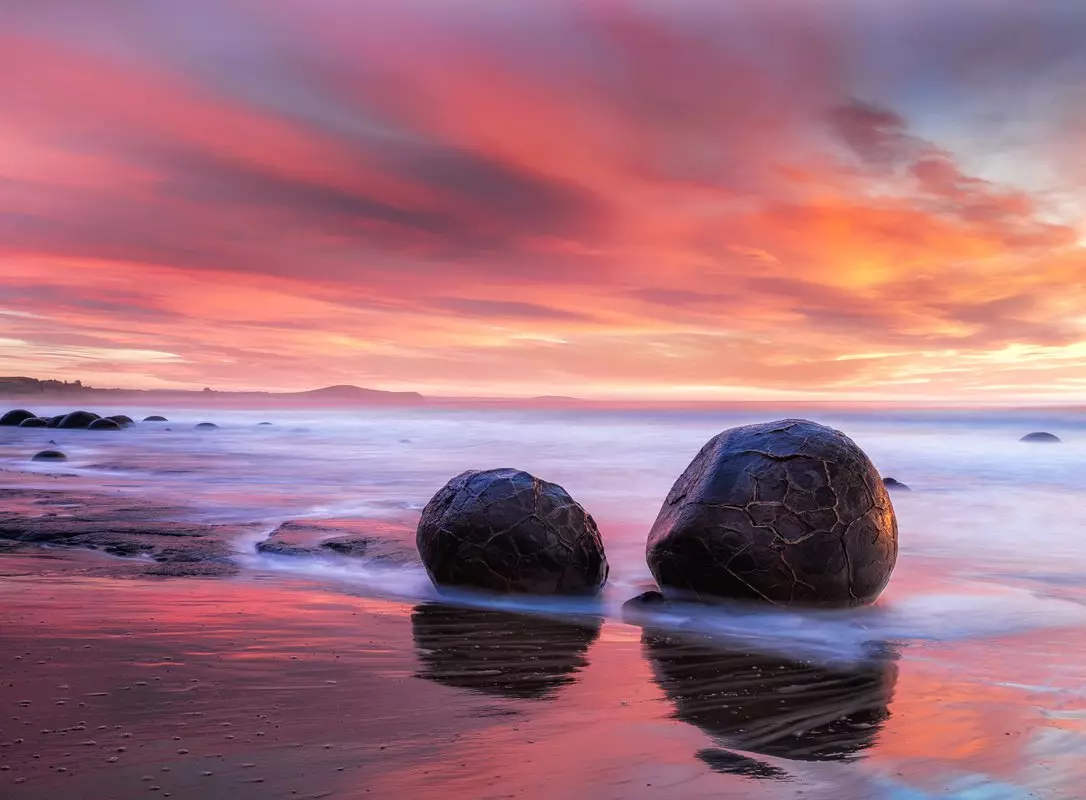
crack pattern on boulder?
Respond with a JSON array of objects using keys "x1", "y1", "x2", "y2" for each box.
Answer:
[
  {"x1": 416, "y1": 468, "x2": 609, "y2": 595},
  {"x1": 646, "y1": 419, "x2": 897, "y2": 608}
]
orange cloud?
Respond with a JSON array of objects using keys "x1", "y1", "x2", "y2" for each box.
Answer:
[{"x1": 1, "y1": 1, "x2": 1084, "y2": 399}]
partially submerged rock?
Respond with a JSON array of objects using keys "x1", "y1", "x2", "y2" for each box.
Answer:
[
  {"x1": 416, "y1": 468, "x2": 609, "y2": 595},
  {"x1": 87, "y1": 418, "x2": 122, "y2": 431},
  {"x1": 1021, "y1": 431, "x2": 1061, "y2": 443},
  {"x1": 18, "y1": 418, "x2": 49, "y2": 428},
  {"x1": 0, "y1": 409, "x2": 36, "y2": 426},
  {"x1": 143, "y1": 415, "x2": 168, "y2": 422},
  {"x1": 647, "y1": 419, "x2": 897, "y2": 608},
  {"x1": 46, "y1": 415, "x2": 65, "y2": 428},
  {"x1": 194, "y1": 422, "x2": 219, "y2": 430},
  {"x1": 107, "y1": 414, "x2": 135, "y2": 427},
  {"x1": 57, "y1": 410, "x2": 101, "y2": 429},
  {"x1": 882, "y1": 477, "x2": 910, "y2": 491},
  {"x1": 31, "y1": 450, "x2": 67, "y2": 462},
  {"x1": 256, "y1": 518, "x2": 416, "y2": 562}
]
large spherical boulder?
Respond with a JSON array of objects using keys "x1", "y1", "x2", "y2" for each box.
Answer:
[
  {"x1": 46, "y1": 415, "x2": 65, "y2": 428},
  {"x1": 57, "y1": 410, "x2": 101, "y2": 429},
  {"x1": 647, "y1": 419, "x2": 897, "y2": 608},
  {"x1": 0, "y1": 409, "x2": 36, "y2": 426},
  {"x1": 143, "y1": 415, "x2": 168, "y2": 422},
  {"x1": 416, "y1": 468, "x2": 609, "y2": 595},
  {"x1": 88, "y1": 418, "x2": 122, "y2": 431},
  {"x1": 18, "y1": 417, "x2": 49, "y2": 428},
  {"x1": 107, "y1": 414, "x2": 135, "y2": 427},
  {"x1": 1021, "y1": 431, "x2": 1060, "y2": 443}
]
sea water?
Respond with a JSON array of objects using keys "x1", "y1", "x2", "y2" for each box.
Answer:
[{"x1": 4, "y1": 405, "x2": 1086, "y2": 667}]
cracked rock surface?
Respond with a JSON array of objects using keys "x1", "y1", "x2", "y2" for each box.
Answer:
[
  {"x1": 646, "y1": 419, "x2": 897, "y2": 608},
  {"x1": 416, "y1": 468, "x2": 609, "y2": 595}
]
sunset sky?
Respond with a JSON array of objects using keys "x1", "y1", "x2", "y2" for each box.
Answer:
[{"x1": 2, "y1": 0, "x2": 1085, "y2": 400}]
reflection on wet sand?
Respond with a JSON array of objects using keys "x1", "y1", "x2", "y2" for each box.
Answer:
[
  {"x1": 643, "y1": 629, "x2": 898, "y2": 775},
  {"x1": 411, "y1": 603, "x2": 601, "y2": 700}
]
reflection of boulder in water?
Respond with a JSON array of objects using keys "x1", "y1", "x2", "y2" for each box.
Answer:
[
  {"x1": 411, "y1": 603, "x2": 600, "y2": 700},
  {"x1": 644, "y1": 630, "x2": 896, "y2": 762}
]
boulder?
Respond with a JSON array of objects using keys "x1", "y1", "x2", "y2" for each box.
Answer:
[
  {"x1": 87, "y1": 418, "x2": 122, "y2": 431},
  {"x1": 647, "y1": 419, "x2": 897, "y2": 608},
  {"x1": 57, "y1": 410, "x2": 101, "y2": 429},
  {"x1": 257, "y1": 422, "x2": 273, "y2": 426},
  {"x1": 46, "y1": 415, "x2": 65, "y2": 428},
  {"x1": 107, "y1": 414, "x2": 135, "y2": 427},
  {"x1": 416, "y1": 468, "x2": 609, "y2": 595},
  {"x1": 143, "y1": 415, "x2": 168, "y2": 422},
  {"x1": 1021, "y1": 431, "x2": 1060, "y2": 443},
  {"x1": 18, "y1": 418, "x2": 49, "y2": 428},
  {"x1": 0, "y1": 409, "x2": 36, "y2": 426},
  {"x1": 194, "y1": 422, "x2": 219, "y2": 430},
  {"x1": 882, "y1": 477, "x2": 910, "y2": 491},
  {"x1": 31, "y1": 450, "x2": 67, "y2": 462}
]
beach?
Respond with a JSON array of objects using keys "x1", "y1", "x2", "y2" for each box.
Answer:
[{"x1": 3, "y1": 406, "x2": 1086, "y2": 798}]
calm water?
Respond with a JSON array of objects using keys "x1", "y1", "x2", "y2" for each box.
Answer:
[{"x1": 3, "y1": 405, "x2": 1086, "y2": 797}]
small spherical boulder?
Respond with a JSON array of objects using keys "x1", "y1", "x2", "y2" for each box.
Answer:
[
  {"x1": 0, "y1": 409, "x2": 36, "y2": 426},
  {"x1": 88, "y1": 418, "x2": 122, "y2": 431},
  {"x1": 56, "y1": 410, "x2": 101, "y2": 429},
  {"x1": 18, "y1": 417, "x2": 49, "y2": 428},
  {"x1": 32, "y1": 450, "x2": 67, "y2": 462},
  {"x1": 46, "y1": 415, "x2": 65, "y2": 428},
  {"x1": 107, "y1": 415, "x2": 135, "y2": 427},
  {"x1": 882, "y1": 477, "x2": 910, "y2": 491},
  {"x1": 647, "y1": 419, "x2": 897, "y2": 608},
  {"x1": 416, "y1": 468, "x2": 609, "y2": 595},
  {"x1": 194, "y1": 422, "x2": 219, "y2": 430},
  {"x1": 143, "y1": 415, "x2": 168, "y2": 422},
  {"x1": 1021, "y1": 431, "x2": 1060, "y2": 443}
]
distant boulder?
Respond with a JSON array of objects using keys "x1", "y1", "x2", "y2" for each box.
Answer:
[
  {"x1": 257, "y1": 422, "x2": 273, "y2": 426},
  {"x1": 143, "y1": 415, "x2": 168, "y2": 422},
  {"x1": 18, "y1": 418, "x2": 49, "y2": 428},
  {"x1": 1021, "y1": 431, "x2": 1061, "y2": 443},
  {"x1": 107, "y1": 415, "x2": 135, "y2": 427},
  {"x1": 32, "y1": 450, "x2": 67, "y2": 462},
  {"x1": 194, "y1": 422, "x2": 219, "y2": 430},
  {"x1": 882, "y1": 477, "x2": 910, "y2": 491},
  {"x1": 416, "y1": 468, "x2": 609, "y2": 595},
  {"x1": 46, "y1": 415, "x2": 65, "y2": 428},
  {"x1": 0, "y1": 409, "x2": 36, "y2": 426},
  {"x1": 88, "y1": 418, "x2": 123, "y2": 431},
  {"x1": 57, "y1": 411, "x2": 101, "y2": 429}
]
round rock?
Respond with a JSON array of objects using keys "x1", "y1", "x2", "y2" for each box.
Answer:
[
  {"x1": 88, "y1": 418, "x2": 123, "y2": 431},
  {"x1": 646, "y1": 419, "x2": 897, "y2": 608},
  {"x1": 194, "y1": 422, "x2": 219, "y2": 430},
  {"x1": 57, "y1": 411, "x2": 101, "y2": 429},
  {"x1": 46, "y1": 414, "x2": 65, "y2": 428},
  {"x1": 416, "y1": 468, "x2": 609, "y2": 595},
  {"x1": 0, "y1": 409, "x2": 36, "y2": 426},
  {"x1": 32, "y1": 450, "x2": 67, "y2": 462},
  {"x1": 882, "y1": 477, "x2": 910, "y2": 491},
  {"x1": 18, "y1": 417, "x2": 49, "y2": 428},
  {"x1": 107, "y1": 415, "x2": 135, "y2": 427},
  {"x1": 1021, "y1": 431, "x2": 1060, "y2": 443},
  {"x1": 143, "y1": 415, "x2": 168, "y2": 422}
]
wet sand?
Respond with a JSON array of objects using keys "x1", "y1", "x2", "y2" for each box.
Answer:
[{"x1": 3, "y1": 549, "x2": 1084, "y2": 799}]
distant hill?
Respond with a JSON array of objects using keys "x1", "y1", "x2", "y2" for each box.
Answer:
[{"x1": 0, "y1": 377, "x2": 426, "y2": 407}]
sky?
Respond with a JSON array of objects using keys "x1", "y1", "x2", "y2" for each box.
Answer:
[{"x1": 2, "y1": 0, "x2": 1086, "y2": 400}]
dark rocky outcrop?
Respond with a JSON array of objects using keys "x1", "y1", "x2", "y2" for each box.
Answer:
[
  {"x1": 143, "y1": 415, "x2": 168, "y2": 422},
  {"x1": 882, "y1": 477, "x2": 910, "y2": 491},
  {"x1": 57, "y1": 410, "x2": 101, "y2": 429},
  {"x1": 107, "y1": 414, "x2": 135, "y2": 427},
  {"x1": 0, "y1": 409, "x2": 36, "y2": 426},
  {"x1": 411, "y1": 603, "x2": 600, "y2": 700},
  {"x1": 623, "y1": 590, "x2": 667, "y2": 609},
  {"x1": 644, "y1": 629, "x2": 897, "y2": 763},
  {"x1": 31, "y1": 450, "x2": 67, "y2": 462},
  {"x1": 1021, "y1": 431, "x2": 1061, "y2": 443},
  {"x1": 18, "y1": 417, "x2": 49, "y2": 428},
  {"x1": 87, "y1": 418, "x2": 123, "y2": 431},
  {"x1": 194, "y1": 422, "x2": 219, "y2": 430},
  {"x1": 416, "y1": 468, "x2": 609, "y2": 595},
  {"x1": 256, "y1": 519, "x2": 416, "y2": 562},
  {"x1": 647, "y1": 419, "x2": 897, "y2": 608}
]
